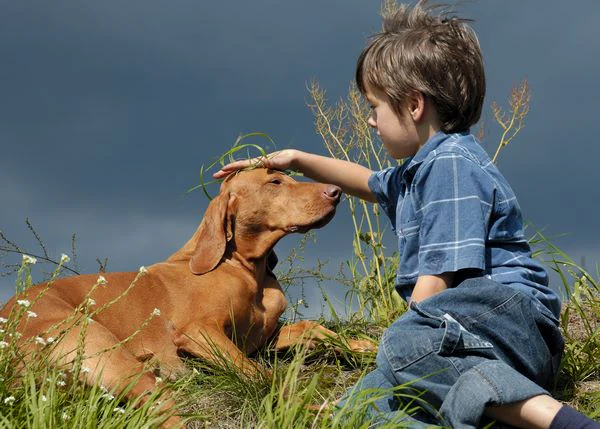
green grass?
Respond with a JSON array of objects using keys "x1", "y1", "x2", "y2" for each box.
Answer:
[
  {"x1": 3, "y1": 256, "x2": 596, "y2": 428},
  {"x1": 541, "y1": 236, "x2": 600, "y2": 418},
  {"x1": 1, "y1": 187, "x2": 598, "y2": 429}
]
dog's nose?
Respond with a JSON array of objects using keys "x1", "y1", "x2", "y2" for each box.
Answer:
[{"x1": 324, "y1": 185, "x2": 342, "y2": 200}]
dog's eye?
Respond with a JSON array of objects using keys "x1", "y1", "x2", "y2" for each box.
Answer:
[{"x1": 269, "y1": 179, "x2": 282, "y2": 185}]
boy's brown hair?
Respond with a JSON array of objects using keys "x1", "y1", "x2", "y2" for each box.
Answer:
[{"x1": 356, "y1": 0, "x2": 485, "y2": 134}]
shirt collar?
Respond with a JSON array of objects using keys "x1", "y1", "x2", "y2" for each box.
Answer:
[{"x1": 401, "y1": 130, "x2": 469, "y2": 183}]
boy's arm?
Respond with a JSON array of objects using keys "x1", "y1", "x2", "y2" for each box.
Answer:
[
  {"x1": 214, "y1": 149, "x2": 377, "y2": 202},
  {"x1": 291, "y1": 151, "x2": 376, "y2": 202},
  {"x1": 410, "y1": 273, "x2": 454, "y2": 303}
]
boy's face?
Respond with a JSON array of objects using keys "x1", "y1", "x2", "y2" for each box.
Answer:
[{"x1": 364, "y1": 84, "x2": 422, "y2": 159}]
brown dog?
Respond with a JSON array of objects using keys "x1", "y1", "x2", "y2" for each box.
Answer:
[{"x1": 0, "y1": 168, "x2": 373, "y2": 426}]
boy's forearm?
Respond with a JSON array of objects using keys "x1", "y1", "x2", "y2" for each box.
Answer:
[
  {"x1": 291, "y1": 150, "x2": 377, "y2": 202},
  {"x1": 410, "y1": 273, "x2": 454, "y2": 303}
]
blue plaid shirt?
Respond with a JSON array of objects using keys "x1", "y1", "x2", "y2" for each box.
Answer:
[{"x1": 368, "y1": 131, "x2": 561, "y2": 317}]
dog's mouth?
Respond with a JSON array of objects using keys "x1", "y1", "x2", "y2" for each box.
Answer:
[{"x1": 286, "y1": 206, "x2": 337, "y2": 234}]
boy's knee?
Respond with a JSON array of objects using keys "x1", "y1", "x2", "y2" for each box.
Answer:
[{"x1": 440, "y1": 360, "x2": 548, "y2": 428}]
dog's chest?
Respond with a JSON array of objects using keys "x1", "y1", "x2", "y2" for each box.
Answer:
[
  {"x1": 258, "y1": 284, "x2": 288, "y2": 331},
  {"x1": 233, "y1": 281, "x2": 288, "y2": 351}
]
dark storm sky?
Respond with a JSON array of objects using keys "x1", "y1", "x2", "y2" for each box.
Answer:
[{"x1": 2, "y1": 1, "x2": 599, "y2": 314}]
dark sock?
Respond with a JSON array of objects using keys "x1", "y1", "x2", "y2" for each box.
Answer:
[{"x1": 549, "y1": 405, "x2": 600, "y2": 429}]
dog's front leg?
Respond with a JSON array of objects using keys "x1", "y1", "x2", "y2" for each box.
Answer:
[
  {"x1": 173, "y1": 325, "x2": 266, "y2": 378},
  {"x1": 275, "y1": 320, "x2": 377, "y2": 353}
]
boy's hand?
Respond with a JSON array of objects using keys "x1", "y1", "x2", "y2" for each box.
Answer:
[
  {"x1": 213, "y1": 149, "x2": 376, "y2": 202},
  {"x1": 213, "y1": 150, "x2": 298, "y2": 179}
]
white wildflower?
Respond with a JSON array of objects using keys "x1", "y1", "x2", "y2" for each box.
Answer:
[
  {"x1": 22, "y1": 254, "x2": 37, "y2": 265},
  {"x1": 100, "y1": 385, "x2": 115, "y2": 400},
  {"x1": 0, "y1": 317, "x2": 8, "y2": 323},
  {"x1": 155, "y1": 377, "x2": 163, "y2": 385},
  {"x1": 81, "y1": 367, "x2": 91, "y2": 374},
  {"x1": 0, "y1": 329, "x2": 4, "y2": 333},
  {"x1": 87, "y1": 317, "x2": 94, "y2": 324},
  {"x1": 56, "y1": 380, "x2": 66, "y2": 387},
  {"x1": 97, "y1": 275, "x2": 108, "y2": 286},
  {"x1": 152, "y1": 308, "x2": 161, "y2": 317},
  {"x1": 17, "y1": 299, "x2": 30, "y2": 308},
  {"x1": 114, "y1": 407, "x2": 126, "y2": 414},
  {"x1": 60, "y1": 254, "x2": 70, "y2": 264},
  {"x1": 35, "y1": 336, "x2": 47, "y2": 346},
  {"x1": 86, "y1": 298, "x2": 96, "y2": 306},
  {"x1": 62, "y1": 412, "x2": 70, "y2": 421},
  {"x1": 27, "y1": 311, "x2": 37, "y2": 318},
  {"x1": 41, "y1": 395, "x2": 47, "y2": 402},
  {"x1": 46, "y1": 336, "x2": 55, "y2": 344},
  {"x1": 139, "y1": 266, "x2": 148, "y2": 275},
  {"x1": 0, "y1": 341, "x2": 9, "y2": 349},
  {"x1": 4, "y1": 396, "x2": 15, "y2": 405},
  {"x1": 11, "y1": 332, "x2": 21, "y2": 339}
]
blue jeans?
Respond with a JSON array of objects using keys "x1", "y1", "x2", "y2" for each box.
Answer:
[{"x1": 338, "y1": 277, "x2": 564, "y2": 428}]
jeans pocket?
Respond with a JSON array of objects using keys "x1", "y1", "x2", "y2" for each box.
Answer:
[
  {"x1": 381, "y1": 304, "x2": 494, "y2": 374},
  {"x1": 380, "y1": 323, "x2": 441, "y2": 373}
]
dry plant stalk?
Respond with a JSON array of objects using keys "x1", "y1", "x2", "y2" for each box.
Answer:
[
  {"x1": 380, "y1": 0, "x2": 401, "y2": 18},
  {"x1": 309, "y1": 81, "x2": 403, "y2": 322},
  {"x1": 491, "y1": 78, "x2": 530, "y2": 163}
]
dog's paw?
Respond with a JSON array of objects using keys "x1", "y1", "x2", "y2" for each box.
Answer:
[
  {"x1": 347, "y1": 339, "x2": 377, "y2": 353},
  {"x1": 160, "y1": 364, "x2": 191, "y2": 382},
  {"x1": 304, "y1": 398, "x2": 340, "y2": 412}
]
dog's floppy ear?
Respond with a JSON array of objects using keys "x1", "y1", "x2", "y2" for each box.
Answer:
[{"x1": 189, "y1": 191, "x2": 237, "y2": 275}]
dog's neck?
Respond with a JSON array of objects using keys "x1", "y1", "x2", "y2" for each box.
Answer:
[
  {"x1": 222, "y1": 230, "x2": 282, "y2": 278},
  {"x1": 223, "y1": 251, "x2": 267, "y2": 282},
  {"x1": 234, "y1": 228, "x2": 282, "y2": 259},
  {"x1": 167, "y1": 227, "x2": 283, "y2": 281}
]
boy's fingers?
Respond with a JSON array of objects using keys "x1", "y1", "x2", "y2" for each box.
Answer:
[
  {"x1": 212, "y1": 151, "x2": 286, "y2": 179},
  {"x1": 212, "y1": 170, "x2": 228, "y2": 179},
  {"x1": 229, "y1": 158, "x2": 260, "y2": 169},
  {"x1": 213, "y1": 167, "x2": 240, "y2": 178},
  {"x1": 212, "y1": 158, "x2": 264, "y2": 178}
]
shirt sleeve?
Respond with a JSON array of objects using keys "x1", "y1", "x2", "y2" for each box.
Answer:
[
  {"x1": 412, "y1": 153, "x2": 493, "y2": 276},
  {"x1": 368, "y1": 166, "x2": 404, "y2": 230}
]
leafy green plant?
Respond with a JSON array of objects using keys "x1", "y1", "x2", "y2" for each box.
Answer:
[
  {"x1": 532, "y1": 234, "x2": 600, "y2": 416},
  {"x1": 186, "y1": 132, "x2": 277, "y2": 200}
]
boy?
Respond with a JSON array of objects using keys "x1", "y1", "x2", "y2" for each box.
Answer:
[{"x1": 214, "y1": 2, "x2": 598, "y2": 428}]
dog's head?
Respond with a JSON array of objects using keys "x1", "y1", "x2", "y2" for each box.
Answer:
[{"x1": 189, "y1": 168, "x2": 341, "y2": 275}]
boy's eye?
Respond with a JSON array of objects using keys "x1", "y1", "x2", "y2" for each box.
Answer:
[{"x1": 269, "y1": 178, "x2": 282, "y2": 185}]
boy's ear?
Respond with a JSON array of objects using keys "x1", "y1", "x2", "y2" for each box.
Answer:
[{"x1": 407, "y1": 90, "x2": 426, "y2": 122}]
